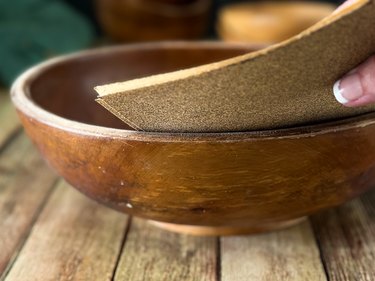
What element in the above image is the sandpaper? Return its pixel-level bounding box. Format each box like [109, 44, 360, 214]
[95, 0, 375, 132]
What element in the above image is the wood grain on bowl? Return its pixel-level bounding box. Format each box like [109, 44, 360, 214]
[11, 43, 375, 235]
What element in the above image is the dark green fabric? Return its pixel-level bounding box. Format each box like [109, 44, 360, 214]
[0, 0, 94, 86]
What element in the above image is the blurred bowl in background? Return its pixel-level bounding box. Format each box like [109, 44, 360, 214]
[218, 1, 335, 44]
[96, 0, 212, 42]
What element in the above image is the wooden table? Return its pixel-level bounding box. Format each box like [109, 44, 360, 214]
[0, 92, 374, 281]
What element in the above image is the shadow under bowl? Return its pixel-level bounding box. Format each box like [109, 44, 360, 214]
[11, 42, 375, 236]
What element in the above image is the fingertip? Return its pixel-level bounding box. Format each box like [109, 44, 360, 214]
[333, 80, 349, 104]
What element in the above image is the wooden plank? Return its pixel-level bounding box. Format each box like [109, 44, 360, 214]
[4, 180, 129, 281]
[0, 134, 58, 277]
[114, 218, 217, 281]
[311, 190, 375, 281]
[221, 221, 327, 281]
[0, 92, 20, 147]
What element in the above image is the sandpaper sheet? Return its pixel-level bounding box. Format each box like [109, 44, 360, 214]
[96, 0, 375, 132]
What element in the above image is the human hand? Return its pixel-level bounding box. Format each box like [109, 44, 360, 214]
[333, 0, 375, 107]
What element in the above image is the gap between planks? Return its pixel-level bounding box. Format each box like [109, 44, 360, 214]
[112, 219, 328, 281]
[110, 217, 133, 281]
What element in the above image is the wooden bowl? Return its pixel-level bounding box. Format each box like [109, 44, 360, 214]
[96, 0, 212, 42]
[218, 1, 335, 44]
[11, 42, 375, 236]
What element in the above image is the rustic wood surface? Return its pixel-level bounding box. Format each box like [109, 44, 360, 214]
[221, 221, 327, 281]
[0, 134, 58, 277]
[114, 218, 217, 281]
[1, 93, 375, 280]
[311, 192, 375, 281]
[4, 181, 128, 281]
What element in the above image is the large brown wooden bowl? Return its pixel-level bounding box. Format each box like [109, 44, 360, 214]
[11, 42, 375, 236]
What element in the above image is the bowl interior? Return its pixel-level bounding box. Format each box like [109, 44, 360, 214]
[29, 44, 253, 130]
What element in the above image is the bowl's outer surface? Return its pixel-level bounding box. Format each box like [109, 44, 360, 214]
[12, 43, 375, 228]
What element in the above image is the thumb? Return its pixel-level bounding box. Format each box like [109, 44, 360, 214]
[333, 55, 375, 107]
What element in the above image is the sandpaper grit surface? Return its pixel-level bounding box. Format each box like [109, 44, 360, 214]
[96, 0, 375, 132]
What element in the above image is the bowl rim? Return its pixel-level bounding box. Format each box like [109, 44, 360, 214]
[11, 41, 375, 143]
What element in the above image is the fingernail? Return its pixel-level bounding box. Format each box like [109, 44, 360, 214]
[333, 80, 348, 104]
[333, 73, 363, 104]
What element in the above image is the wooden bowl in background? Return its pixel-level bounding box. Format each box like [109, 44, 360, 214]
[11, 42, 375, 235]
[96, 0, 212, 42]
[218, 1, 335, 44]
